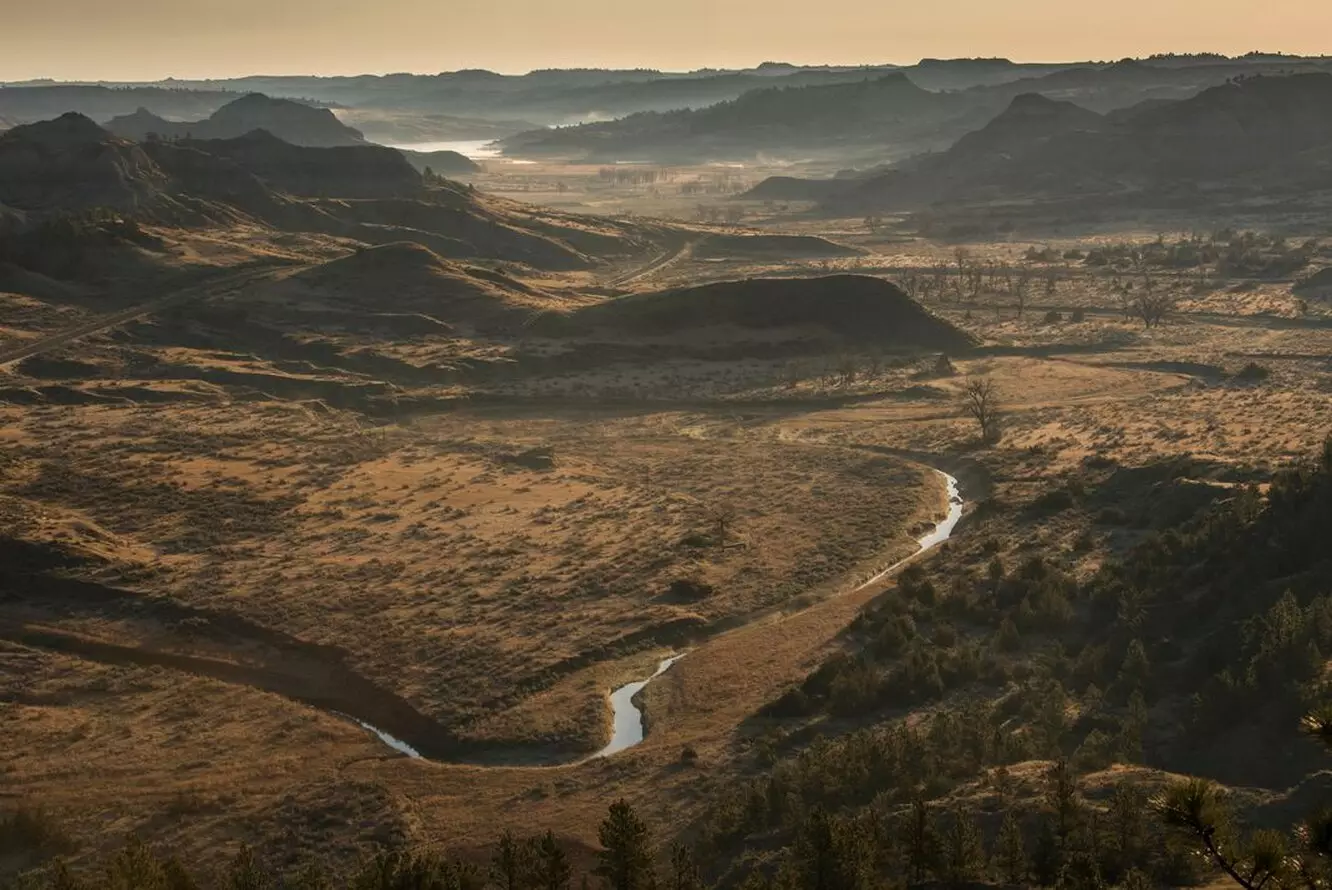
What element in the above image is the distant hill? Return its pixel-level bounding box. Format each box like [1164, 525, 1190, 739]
[106, 94, 366, 147]
[751, 73, 1332, 216]
[0, 113, 665, 276]
[540, 274, 976, 351]
[397, 148, 482, 176]
[0, 84, 239, 126]
[152, 130, 421, 199]
[497, 57, 1332, 165]
[502, 74, 989, 163]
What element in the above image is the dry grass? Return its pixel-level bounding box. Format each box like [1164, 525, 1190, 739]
[4, 219, 1332, 870]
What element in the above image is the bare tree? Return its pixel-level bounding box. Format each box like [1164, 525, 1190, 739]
[835, 354, 860, 388]
[931, 263, 951, 301]
[1012, 268, 1034, 319]
[1044, 268, 1060, 299]
[1133, 292, 1177, 328]
[962, 376, 1003, 444]
[706, 503, 738, 546]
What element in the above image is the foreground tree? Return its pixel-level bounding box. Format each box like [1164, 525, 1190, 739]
[667, 844, 703, 890]
[962, 376, 1003, 444]
[492, 831, 528, 890]
[1155, 707, 1332, 890]
[529, 831, 572, 890]
[596, 800, 654, 890]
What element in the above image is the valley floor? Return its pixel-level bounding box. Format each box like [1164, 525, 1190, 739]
[3, 217, 1332, 877]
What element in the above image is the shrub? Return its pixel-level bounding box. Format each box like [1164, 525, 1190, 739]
[1234, 362, 1271, 383]
[1044, 310, 1063, 324]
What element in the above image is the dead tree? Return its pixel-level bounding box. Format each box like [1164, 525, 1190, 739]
[706, 504, 738, 546]
[963, 376, 1003, 444]
[1012, 268, 1034, 319]
[1133, 292, 1177, 328]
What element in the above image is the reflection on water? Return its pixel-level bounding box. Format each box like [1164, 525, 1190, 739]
[593, 654, 685, 759]
[856, 470, 964, 591]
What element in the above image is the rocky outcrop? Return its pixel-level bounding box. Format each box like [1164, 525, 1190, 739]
[0, 113, 167, 213]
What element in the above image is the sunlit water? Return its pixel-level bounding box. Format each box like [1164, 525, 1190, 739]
[856, 470, 964, 590]
[335, 712, 422, 759]
[592, 654, 686, 759]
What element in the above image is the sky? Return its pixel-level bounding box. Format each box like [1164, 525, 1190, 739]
[2, 0, 1329, 82]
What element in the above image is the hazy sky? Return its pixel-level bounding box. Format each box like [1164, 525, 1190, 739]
[2, 0, 1329, 81]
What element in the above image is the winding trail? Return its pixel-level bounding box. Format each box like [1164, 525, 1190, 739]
[0, 264, 286, 370]
[606, 240, 694, 287]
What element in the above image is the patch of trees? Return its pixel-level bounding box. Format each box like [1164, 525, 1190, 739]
[1084, 231, 1317, 279]
[702, 438, 1332, 887]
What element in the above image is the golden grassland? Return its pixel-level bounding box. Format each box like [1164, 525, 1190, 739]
[3, 215, 1332, 871]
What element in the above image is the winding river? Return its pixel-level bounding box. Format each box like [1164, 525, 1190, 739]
[349, 469, 965, 761]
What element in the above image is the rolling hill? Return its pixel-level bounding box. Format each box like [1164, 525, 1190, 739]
[748, 73, 1332, 216]
[105, 93, 367, 148]
[501, 74, 990, 163]
[0, 113, 668, 278]
[278, 241, 569, 333]
[540, 274, 976, 351]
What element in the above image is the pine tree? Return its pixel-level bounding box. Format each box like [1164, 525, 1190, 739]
[793, 808, 870, 890]
[46, 860, 85, 890]
[737, 869, 770, 890]
[1118, 691, 1147, 763]
[493, 831, 527, 890]
[285, 862, 328, 890]
[529, 831, 572, 890]
[227, 845, 272, 890]
[996, 810, 1028, 885]
[595, 800, 654, 890]
[1045, 759, 1082, 848]
[1032, 819, 1064, 887]
[793, 808, 841, 890]
[105, 838, 167, 890]
[667, 843, 702, 890]
[1104, 781, 1147, 881]
[902, 797, 938, 884]
[941, 807, 987, 885]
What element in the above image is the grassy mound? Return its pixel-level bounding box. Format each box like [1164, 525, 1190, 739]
[546, 274, 976, 350]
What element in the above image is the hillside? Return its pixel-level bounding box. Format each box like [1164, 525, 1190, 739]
[0, 114, 168, 214]
[544, 274, 976, 350]
[0, 84, 239, 125]
[397, 147, 482, 176]
[105, 93, 366, 147]
[153, 130, 422, 199]
[749, 73, 1332, 217]
[501, 74, 986, 162]
[279, 242, 567, 332]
